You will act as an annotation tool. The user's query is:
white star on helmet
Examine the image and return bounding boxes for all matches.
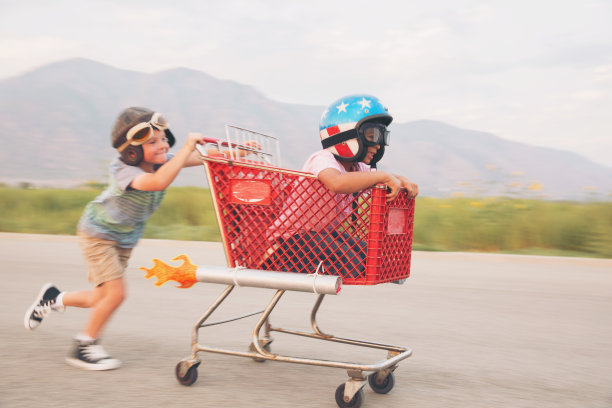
[336,102,348,113]
[358,98,371,109]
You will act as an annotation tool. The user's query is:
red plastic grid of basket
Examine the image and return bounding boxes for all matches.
[204,159,415,285]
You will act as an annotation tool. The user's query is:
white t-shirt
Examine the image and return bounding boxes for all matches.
[302,149,370,176]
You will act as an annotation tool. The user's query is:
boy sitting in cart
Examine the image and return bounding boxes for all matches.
[265,94,418,279]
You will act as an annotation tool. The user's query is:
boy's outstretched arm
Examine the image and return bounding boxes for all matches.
[131,133,205,191]
[318,168,403,201]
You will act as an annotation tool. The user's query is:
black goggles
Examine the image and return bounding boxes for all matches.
[358,122,389,146]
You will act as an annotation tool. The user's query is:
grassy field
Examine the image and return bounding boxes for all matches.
[1,186,610,258]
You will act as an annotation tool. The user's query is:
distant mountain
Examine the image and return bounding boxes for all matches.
[1,58,610,200]
[384,121,612,199]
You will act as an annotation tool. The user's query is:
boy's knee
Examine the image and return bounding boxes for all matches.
[111,289,126,304]
[110,286,127,305]
[83,297,97,308]
[101,279,127,305]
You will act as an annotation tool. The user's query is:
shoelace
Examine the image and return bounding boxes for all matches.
[82,344,111,361]
[33,299,55,319]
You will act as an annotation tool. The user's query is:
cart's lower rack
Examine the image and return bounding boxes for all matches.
[175,266,413,408]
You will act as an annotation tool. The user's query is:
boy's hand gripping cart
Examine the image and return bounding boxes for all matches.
[143,126,415,408]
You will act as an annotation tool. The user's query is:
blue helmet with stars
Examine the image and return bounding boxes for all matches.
[319,94,393,165]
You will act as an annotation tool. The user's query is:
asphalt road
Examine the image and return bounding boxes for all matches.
[1,233,611,408]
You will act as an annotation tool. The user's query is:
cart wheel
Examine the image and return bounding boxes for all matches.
[175,362,198,386]
[368,371,395,394]
[334,383,364,408]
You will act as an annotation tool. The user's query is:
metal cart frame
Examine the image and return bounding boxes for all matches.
[176,285,412,407]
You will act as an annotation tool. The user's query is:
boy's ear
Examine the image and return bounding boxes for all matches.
[121,145,143,166]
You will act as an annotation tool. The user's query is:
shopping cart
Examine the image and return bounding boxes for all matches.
[147,125,415,408]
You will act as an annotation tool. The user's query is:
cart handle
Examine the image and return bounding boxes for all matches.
[198,137,262,155]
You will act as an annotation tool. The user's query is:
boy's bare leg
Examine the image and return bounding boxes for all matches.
[84,278,126,338]
[62,277,126,338]
[63,278,125,370]
[62,289,99,308]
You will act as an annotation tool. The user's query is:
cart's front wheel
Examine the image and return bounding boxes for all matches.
[368,371,395,394]
[175,362,198,386]
[335,383,364,408]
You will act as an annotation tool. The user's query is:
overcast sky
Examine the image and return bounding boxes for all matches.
[1,0,611,167]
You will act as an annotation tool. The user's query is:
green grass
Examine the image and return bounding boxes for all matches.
[0,187,97,234]
[0,186,219,241]
[0,187,611,258]
[143,187,220,241]
[413,197,612,258]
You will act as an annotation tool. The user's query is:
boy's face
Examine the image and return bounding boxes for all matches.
[141,129,170,165]
[362,128,381,164]
[362,144,380,165]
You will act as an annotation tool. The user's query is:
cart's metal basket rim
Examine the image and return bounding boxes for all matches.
[212,124,283,167]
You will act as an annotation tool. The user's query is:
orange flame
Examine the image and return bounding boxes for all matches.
[140,254,198,288]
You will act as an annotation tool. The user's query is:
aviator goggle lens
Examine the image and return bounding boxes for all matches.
[130,125,153,142]
[360,123,389,146]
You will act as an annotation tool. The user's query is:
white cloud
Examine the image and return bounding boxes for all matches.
[573,90,605,102]
[592,64,612,82]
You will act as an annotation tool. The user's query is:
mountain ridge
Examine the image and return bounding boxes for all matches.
[1,58,610,200]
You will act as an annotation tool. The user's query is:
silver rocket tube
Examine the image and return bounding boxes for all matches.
[195,266,342,295]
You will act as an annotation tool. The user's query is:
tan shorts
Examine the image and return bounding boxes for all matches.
[78,231,133,286]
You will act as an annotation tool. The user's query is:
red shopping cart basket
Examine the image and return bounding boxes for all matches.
[202,139,415,285]
[160,129,415,408]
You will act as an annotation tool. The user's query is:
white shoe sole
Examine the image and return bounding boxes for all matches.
[66,357,122,371]
[24,282,54,330]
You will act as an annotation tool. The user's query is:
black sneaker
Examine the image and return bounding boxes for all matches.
[24,283,64,330]
[66,339,122,371]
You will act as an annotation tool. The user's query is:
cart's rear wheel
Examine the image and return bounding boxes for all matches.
[334,383,364,408]
[175,362,198,386]
[368,371,395,394]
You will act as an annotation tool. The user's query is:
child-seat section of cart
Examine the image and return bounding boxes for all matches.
[204,157,416,285]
